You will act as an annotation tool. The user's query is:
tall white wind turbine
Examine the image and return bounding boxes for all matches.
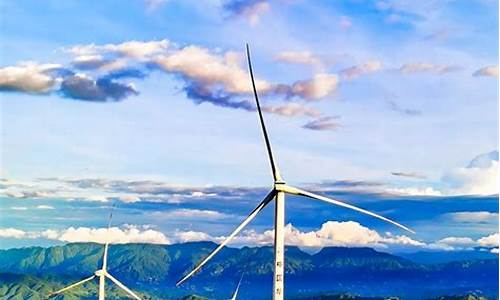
[177,44,415,300]
[48,209,142,300]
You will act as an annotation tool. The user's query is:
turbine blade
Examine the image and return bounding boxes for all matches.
[102,203,116,270]
[246,44,282,182]
[177,190,276,286]
[230,274,244,300]
[47,275,96,297]
[106,273,142,300]
[285,185,415,234]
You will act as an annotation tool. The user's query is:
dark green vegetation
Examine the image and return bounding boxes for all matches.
[0,242,497,299]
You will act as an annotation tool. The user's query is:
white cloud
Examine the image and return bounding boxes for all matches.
[388,151,499,197]
[154,46,271,94]
[384,187,442,196]
[445,211,498,223]
[399,63,459,74]
[174,221,424,249]
[431,233,499,250]
[340,61,382,79]
[477,233,499,247]
[174,230,216,243]
[10,206,28,210]
[473,65,498,77]
[225,0,271,26]
[0,228,26,238]
[263,103,322,117]
[153,208,231,220]
[36,205,55,210]
[0,62,61,93]
[67,40,170,60]
[49,225,170,244]
[436,236,476,247]
[291,73,339,100]
[117,195,141,203]
[85,195,109,202]
[442,151,498,196]
[275,51,322,67]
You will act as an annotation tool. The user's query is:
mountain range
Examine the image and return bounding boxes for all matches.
[0,242,497,299]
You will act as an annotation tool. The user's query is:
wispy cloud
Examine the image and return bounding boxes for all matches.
[473,65,498,77]
[223,0,271,25]
[399,63,460,75]
[387,101,421,116]
[275,51,322,67]
[151,208,232,220]
[144,0,168,11]
[302,116,341,131]
[444,211,498,224]
[340,61,382,79]
[391,172,427,179]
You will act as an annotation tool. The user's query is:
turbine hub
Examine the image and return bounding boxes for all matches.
[274,181,287,191]
[95,269,106,276]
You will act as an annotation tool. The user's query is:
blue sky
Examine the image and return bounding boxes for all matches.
[0,0,498,252]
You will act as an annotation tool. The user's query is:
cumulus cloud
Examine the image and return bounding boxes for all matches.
[302,116,341,131]
[0,62,61,94]
[387,151,499,197]
[155,46,270,94]
[275,51,322,67]
[0,228,26,238]
[399,63,460,74]
[3,39,331,122]
[60,73,138,102]
[44,225,170,244]
[176,221,424,249]
[290,73,339,100]
[433,233,499,250]
[473,66,498,77]
[340,61,382,79]
[224,0,271,25]
[477,233,499,247]
[442,151,499,196]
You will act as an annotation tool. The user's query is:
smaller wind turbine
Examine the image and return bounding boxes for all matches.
[229,274,244,300]
[48,207,142,300]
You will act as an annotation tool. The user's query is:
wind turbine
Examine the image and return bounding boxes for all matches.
[48,208,142,300]
[177,44,414,300]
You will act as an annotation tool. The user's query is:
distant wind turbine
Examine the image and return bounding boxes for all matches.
[48,208,141,300]
[177,44,414,300]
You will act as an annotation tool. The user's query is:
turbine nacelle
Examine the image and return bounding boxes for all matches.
[95,269,107,276]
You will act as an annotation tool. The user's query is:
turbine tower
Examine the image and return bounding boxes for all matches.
[177,44,415,300]
[48,209,142,300]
